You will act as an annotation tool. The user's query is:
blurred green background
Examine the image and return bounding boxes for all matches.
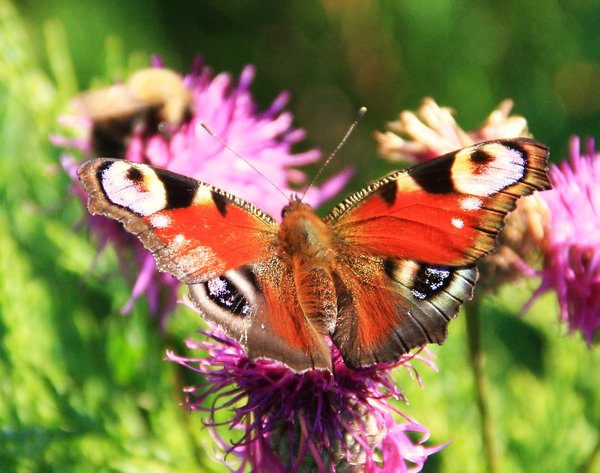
[1,0,599,471]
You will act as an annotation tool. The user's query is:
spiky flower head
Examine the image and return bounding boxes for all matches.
[55,59,351,320]
[533,136,600,345]
[167,323,443,473]
[375,98,529,164]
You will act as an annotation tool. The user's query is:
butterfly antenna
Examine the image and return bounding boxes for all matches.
[198,122,289,202]
[300,106,367,201]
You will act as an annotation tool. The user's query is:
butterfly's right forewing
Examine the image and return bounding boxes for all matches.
[78,158,279,283]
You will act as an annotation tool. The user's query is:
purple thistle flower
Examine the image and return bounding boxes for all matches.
[533,136,600,345]
[55,60,351,320]
[167,316,443,473]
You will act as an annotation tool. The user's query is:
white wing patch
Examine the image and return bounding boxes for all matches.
[101,161,167,216]
[453,143,525,197]
[451,217,464,229]
[149,214,171,228]
[460,196,483,211]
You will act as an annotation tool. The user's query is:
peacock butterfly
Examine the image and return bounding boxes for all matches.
[78,138,550,372]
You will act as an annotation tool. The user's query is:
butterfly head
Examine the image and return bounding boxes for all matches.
[281,194,310,219]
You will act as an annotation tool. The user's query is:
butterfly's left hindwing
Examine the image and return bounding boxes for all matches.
[332,254,477,367]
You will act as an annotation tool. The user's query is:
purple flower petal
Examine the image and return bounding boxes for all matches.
[166,312,443,472]
[536,136,600,345]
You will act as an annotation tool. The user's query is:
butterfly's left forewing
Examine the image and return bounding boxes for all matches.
[327,138,550,367]
[328,138,549,266]
[79,159,278,283]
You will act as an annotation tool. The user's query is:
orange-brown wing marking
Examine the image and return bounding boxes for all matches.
[326,139,550,266]
[333,261,400,361]
[147,195,275,282]
[254,260,332,370]
[78,158,278,284]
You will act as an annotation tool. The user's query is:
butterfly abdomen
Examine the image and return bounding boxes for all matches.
[279,200,337,334]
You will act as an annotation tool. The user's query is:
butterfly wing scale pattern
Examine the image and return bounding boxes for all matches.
[326,139,549,266]
[189,260,332,372]
[332,252,478,367]
[79,159,278,283]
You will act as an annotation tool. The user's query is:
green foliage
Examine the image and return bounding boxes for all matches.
[398,287,600,473]
[1,0,599,471]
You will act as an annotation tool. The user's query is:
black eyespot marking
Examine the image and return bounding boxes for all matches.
[97,160,113,181]
[212,192,229,217]
[379,182,398,206]
[205,276,252,317]
[503,141,526,158]
[408,153,455,194]
[383,258,397,280]
[126,166,144,182]
[411,265,452,300]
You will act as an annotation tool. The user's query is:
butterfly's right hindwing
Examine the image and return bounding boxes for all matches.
[332,255,478,367]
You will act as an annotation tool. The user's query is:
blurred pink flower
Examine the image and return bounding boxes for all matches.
[56,59,351,321]
[532,136,600,345]
[167,323,443,473]
[376,97,529,164]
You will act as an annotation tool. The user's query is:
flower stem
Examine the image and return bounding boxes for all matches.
[465,297,499,473]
